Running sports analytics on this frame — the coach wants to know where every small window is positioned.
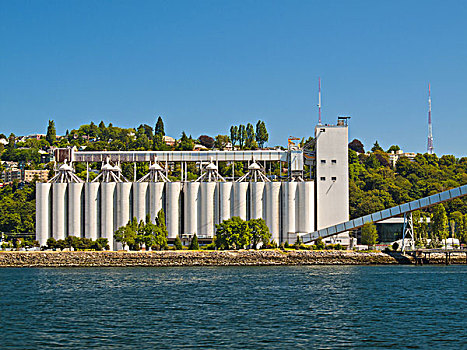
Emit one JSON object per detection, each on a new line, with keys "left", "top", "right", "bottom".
{"left": 321, "top": 160, "right": 326, "bottom": 164}
{"left": 331, "top": 159, "right": 337, "bottom": 164}
{"left": 320, "top": 129, "right": 326, "bottom": 132}
{"left": 320, "top": 177, "right": 326, "bottom": 181}
{"left": 331, "top": 176, "right": 337, "bottom": 181}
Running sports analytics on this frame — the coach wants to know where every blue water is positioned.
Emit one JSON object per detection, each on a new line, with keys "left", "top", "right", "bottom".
{"left": 0, "top": 266, "right": 466, "bottom": 349}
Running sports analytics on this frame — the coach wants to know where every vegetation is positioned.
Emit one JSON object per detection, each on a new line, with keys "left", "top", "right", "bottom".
{"left": 114, "top": 210, "right": 168, "bottom": 250}
{"left": 174, "top": 235, "right": 183, "bottom": 250}
{"left": 46, "top": 236, "right": 109, "bottom": 251}
{"left": 189, "top": 234, "right": 199, "bottom": 250}
{"left": 361, "top": 222, "right": 378, "bottom": 246}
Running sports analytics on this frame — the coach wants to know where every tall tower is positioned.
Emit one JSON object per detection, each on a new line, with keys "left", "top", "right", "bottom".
{"left": 318, "top": 77, "right": 322, "bottom": 125}
{"left": 427, "top": 83, "right": 434, "bottom": 154}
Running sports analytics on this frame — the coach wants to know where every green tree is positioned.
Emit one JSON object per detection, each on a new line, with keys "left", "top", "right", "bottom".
{"left": 214, "top": 135, "right": 230, "bottom": 150}
{"left": 255, "top": 120, "right": 268, "bottom": 148}
{"left": 215, "top": 217, "right": 251, "bottom": 250}
{"left": 189, "top": 234, "right": 199, "bottom": 250}
{"left": 238, "top": 125, "right": 246, "bottom": 149}
{"left": 46, "top": 120, "right": 56, "bottom": 145}
{"left": 387, "top": 145, "right": 400, "bottom": 153}
{"left": 245, "top": 123, "right": 258, "bottom": 149}
{"left": 174, "top": 235, "right": 183, "bottom": 250}
{"left": 115, "top": 219, "right": 137, "bottom": 250}
{"left": 371, "top": 141, "right": 384, "bottom": 153}
{"left": 155, "top": 116, "right": 165, "bottom": 136}
{"left": 432, "top": 204, "right": 448, "bottom": 247}
{"left": 248, "top": 218, "right": 270, "bottom": 249}
{"left": 361, "top": 222, "right": 378, "bottom": 246}
{"left": 230, "top": 126, "right": 238, "bottom": 146}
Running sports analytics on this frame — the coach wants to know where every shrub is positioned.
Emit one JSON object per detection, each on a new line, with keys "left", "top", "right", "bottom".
{"left": 315, "top": 237, "right": 325, "bottom": 250}
{"left": 189, "top": 234, "right": 199, "bottom": 250}
{"left": 392, "top": 242, "right": 399, "bottom": 251}
{"left": 174, "top": 235, "right": 183, "bottom": 250}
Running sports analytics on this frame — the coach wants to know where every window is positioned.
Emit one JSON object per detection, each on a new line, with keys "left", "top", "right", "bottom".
{"left": 320, "top": 128, "right": 326, "bottom": 132}
{"left": 331, "top": 159, "right": 337, "bottom": 164}
{"left": 320, "top": 177, "right": 326, "bottom": 181}
{"left": 331, "top": 176, "right": 337, "bottom": 181}
{"left": 321, "top": 160, "right": 326, "bottom": 164}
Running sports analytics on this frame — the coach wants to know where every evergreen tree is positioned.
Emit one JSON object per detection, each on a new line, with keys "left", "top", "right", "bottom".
{"left": 245, "top": 123, "right": 258, "bottom": 149}
{"left": 238, "top": 124, "right": 246, "bottom": 149}
{"left": 189, "top": 234, "right": 199, "bottom": 250}
{"left": 230, "top": 126, "right": 238, "bottom": 146}
{"left": 174, "top": 235, "right": 183, "bottom": 250}
{"left": 46, "top": 120, "right": 56, "bottom": 145}
{"left": 255, "top": 120, "right": 268, "bottom": 148}
{"left": 155, "top": 116, "right": 165, "bottom": 136}
{"left": 371, "top": 141, "right": 384, "bottom": 153}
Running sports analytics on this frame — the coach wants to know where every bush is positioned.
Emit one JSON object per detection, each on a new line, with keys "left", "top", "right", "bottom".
{"left": 189, "top": 234, "right": 199, "bottom": 250}
{"left": 392, "top": 242, "right": 399, "bottom": 251}
{"left": 284, "top": 241, "right": 290, "bottom": 248}
{"left": 174, "top": 235, "right": 183, "bottom": 250}
{"left": 315, "top": 237, "right": 325, "bottom": 250}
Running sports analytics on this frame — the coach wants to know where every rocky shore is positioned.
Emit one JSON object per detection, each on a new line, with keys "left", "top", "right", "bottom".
{"left": 0, "top": 250, "right": 465, "bottom": 267}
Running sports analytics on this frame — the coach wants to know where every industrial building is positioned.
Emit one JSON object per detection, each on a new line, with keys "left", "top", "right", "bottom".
{"left": 36, "top": 118, "right": 350, "bottom": 249}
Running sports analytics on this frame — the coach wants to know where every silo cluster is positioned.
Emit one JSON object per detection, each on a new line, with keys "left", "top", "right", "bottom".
{"left": 36, "top": 160, "right": 315, "bottom": 249}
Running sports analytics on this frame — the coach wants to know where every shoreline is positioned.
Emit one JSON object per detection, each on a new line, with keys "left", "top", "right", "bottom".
{"left": 1, "top": 250, "right": 466, "bottom": 267}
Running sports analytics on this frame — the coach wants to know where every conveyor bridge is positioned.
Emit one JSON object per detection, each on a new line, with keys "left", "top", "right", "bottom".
{"left": 300, "top": 184, "right": 467, "bottom": 243}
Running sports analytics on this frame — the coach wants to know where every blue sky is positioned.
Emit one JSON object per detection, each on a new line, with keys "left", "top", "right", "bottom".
{"left": 1, "top": 0, "right": 466, "bottom": 156}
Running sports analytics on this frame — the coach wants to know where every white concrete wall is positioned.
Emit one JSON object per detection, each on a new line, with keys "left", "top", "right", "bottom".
{"left": 199, "top": 182, "right": 217, "bottom": 238}
{"left": 133, "top": 182, "right": 148, "bottom": 224}
{"left": 101, "top": 182, "right": 116, "bottom": 250}
{"left": 149, "top": 182, "right": 164, "bottom": 223}
{"left": 85, "top": 182, "right": 100, "bottom": 241}
{"left": 265, "top": 182, "right": 281, "bottom": 244}
{"left": 184, "top": 182, "right": 200, "bottom": 236}
{"left": 68, "top": 183, "right": 83, "bottom": 237}
{"left": 36, "top": 183, "right": 51, "bottom": 247}
{"left": 52, "top": 183, "right": 67, "bottom": 241}
{"left": 315, "top": 125, "right": 350, "bottom": 245}
{"left": 166, "top": 182, "right": 181, "bottom": 238}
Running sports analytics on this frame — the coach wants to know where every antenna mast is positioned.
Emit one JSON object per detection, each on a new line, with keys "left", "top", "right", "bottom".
{"left": 427, "top": 83, "right": 434, "bottom": 154}
{"left": 318, "top": 77, "right": 322, "bottom": 125}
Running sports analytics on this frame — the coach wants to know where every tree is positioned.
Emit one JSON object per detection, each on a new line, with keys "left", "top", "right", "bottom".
{"left": 371, "top": 141, "right": 384, "bottom": 153}
{"left": 46, "top": 237, "right": 57, "bottom": 249}
{"left": 361, "top": 222, "right": 378, "bottom": 246}
{"left": 248, "top": 218, "right": 271, "bottom": 249}
{"left": 155, "top": 116, "right": 165, "bottom": 136}
{"left": 198, "top": 135, "right": 215, "bottom": 148}
{"left": 189, "top": 234, "right": 199, "bottom": 250}
{"left": 238, "top": 125, "right": 246, "bottom": 149}
{"left": 255, "top": 120, "right": 268, "bottom": 148}
{"left": 432, "top": 204, "right": 448, "bottom": 247}
{"left": 174, "top": 235, "right": 183, "bottom": 250}
{"left": 245, "top": 123, "right": 258, "bottom": 149}
{"left": 215, "top": 217, "right": 251, "bottom": 250}
{"left": 176, "top": 132, "right": 194, "bottom": 151}
{"left": 348, "top": 139, "right": 365, "bottom": 153}
{"left": 214, "top": 135, "right": 230, "bottom": 150}
{"left": 230, "top": 126, "right": 238, "bottom": 146}
{"left": 387, "top": 145, "right": 400, "bottom": 153}
{"left": 46, "top": 120, "right": 56, "bottom": 145}
{"left": 115, "top": 219, "right": 137, "bottom": 250}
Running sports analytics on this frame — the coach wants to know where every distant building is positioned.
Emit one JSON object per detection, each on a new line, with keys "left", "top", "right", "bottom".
{"left": 389, "top": 150, "right": 417, "bottom": 167}
{"left": 24, "top": 169, "right": 49, "bottom": 183}
{"left": 1, "top": 168, "right": 22, "bottom": 183}
{"left": 26, "top": 134, "right": 46, "bottom": 140}
{"left": 163, "top": 136, "right": 176, "bottom": 146}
